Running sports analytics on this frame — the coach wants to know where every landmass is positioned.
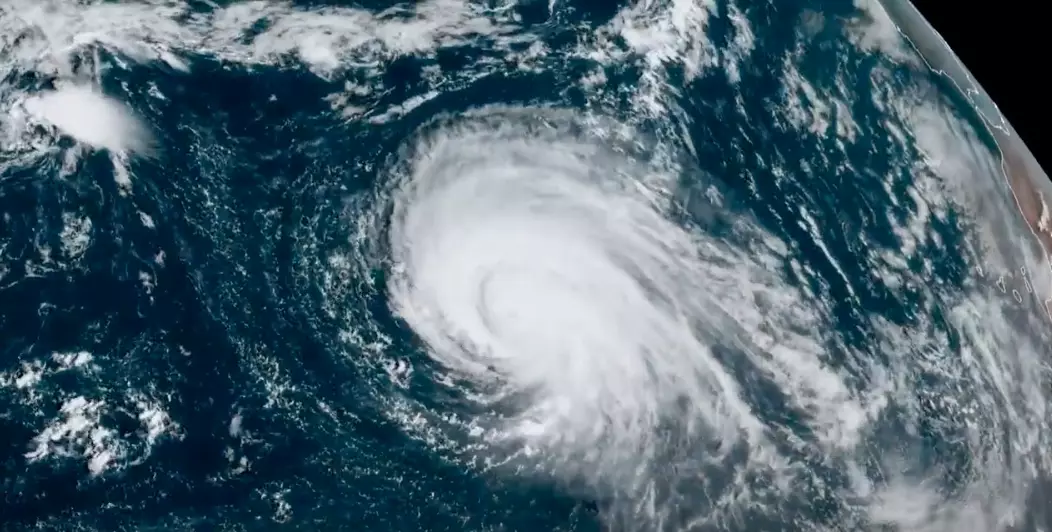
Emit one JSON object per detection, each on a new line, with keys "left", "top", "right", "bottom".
{"left": 996, "top": 130, "right": 1052, "bottom": 319}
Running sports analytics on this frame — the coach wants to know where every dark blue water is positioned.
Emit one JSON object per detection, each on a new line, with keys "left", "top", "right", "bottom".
{"left": 0, "top": 1, "right": 1035, "bottom": 531}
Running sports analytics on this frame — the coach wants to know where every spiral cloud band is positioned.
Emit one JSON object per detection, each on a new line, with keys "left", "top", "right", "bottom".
{"left": 376, "top": 109, "right": 818, "bottom": 506}
{"left": 354, "top": 106, "right": 1045, "bottom": 530}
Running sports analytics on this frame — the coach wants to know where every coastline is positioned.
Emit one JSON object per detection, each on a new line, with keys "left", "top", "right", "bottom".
{"left": 875, "top": 0, "right": 1052, "bottom": 319}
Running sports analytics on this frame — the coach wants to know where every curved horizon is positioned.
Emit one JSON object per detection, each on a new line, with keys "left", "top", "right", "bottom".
{"left": 879, "top": 0, "right": 1052, "bottom": 318}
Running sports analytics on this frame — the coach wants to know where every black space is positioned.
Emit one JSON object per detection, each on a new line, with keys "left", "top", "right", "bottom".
{"left": 907, "top": 3, "right": 1050, "bottom": 525}
{"left": 910, "top": 0, "right": 1046, "bottom": 173}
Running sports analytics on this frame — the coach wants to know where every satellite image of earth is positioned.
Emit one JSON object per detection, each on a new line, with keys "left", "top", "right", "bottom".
{"left": 2, "top": 0, "right": 1052, "bottom": 531}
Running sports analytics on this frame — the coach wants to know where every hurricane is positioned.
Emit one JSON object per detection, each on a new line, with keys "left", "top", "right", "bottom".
{"left": 2, "top": 0, "right": 1052, "bottom": 531}
{"left": 378, "top": 108, "right": 773, "bottom": 492}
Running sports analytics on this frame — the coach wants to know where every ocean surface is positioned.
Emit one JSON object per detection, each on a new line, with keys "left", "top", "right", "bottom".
{"left": 2, "top": 1, "right": 1052, "bottom": 531}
